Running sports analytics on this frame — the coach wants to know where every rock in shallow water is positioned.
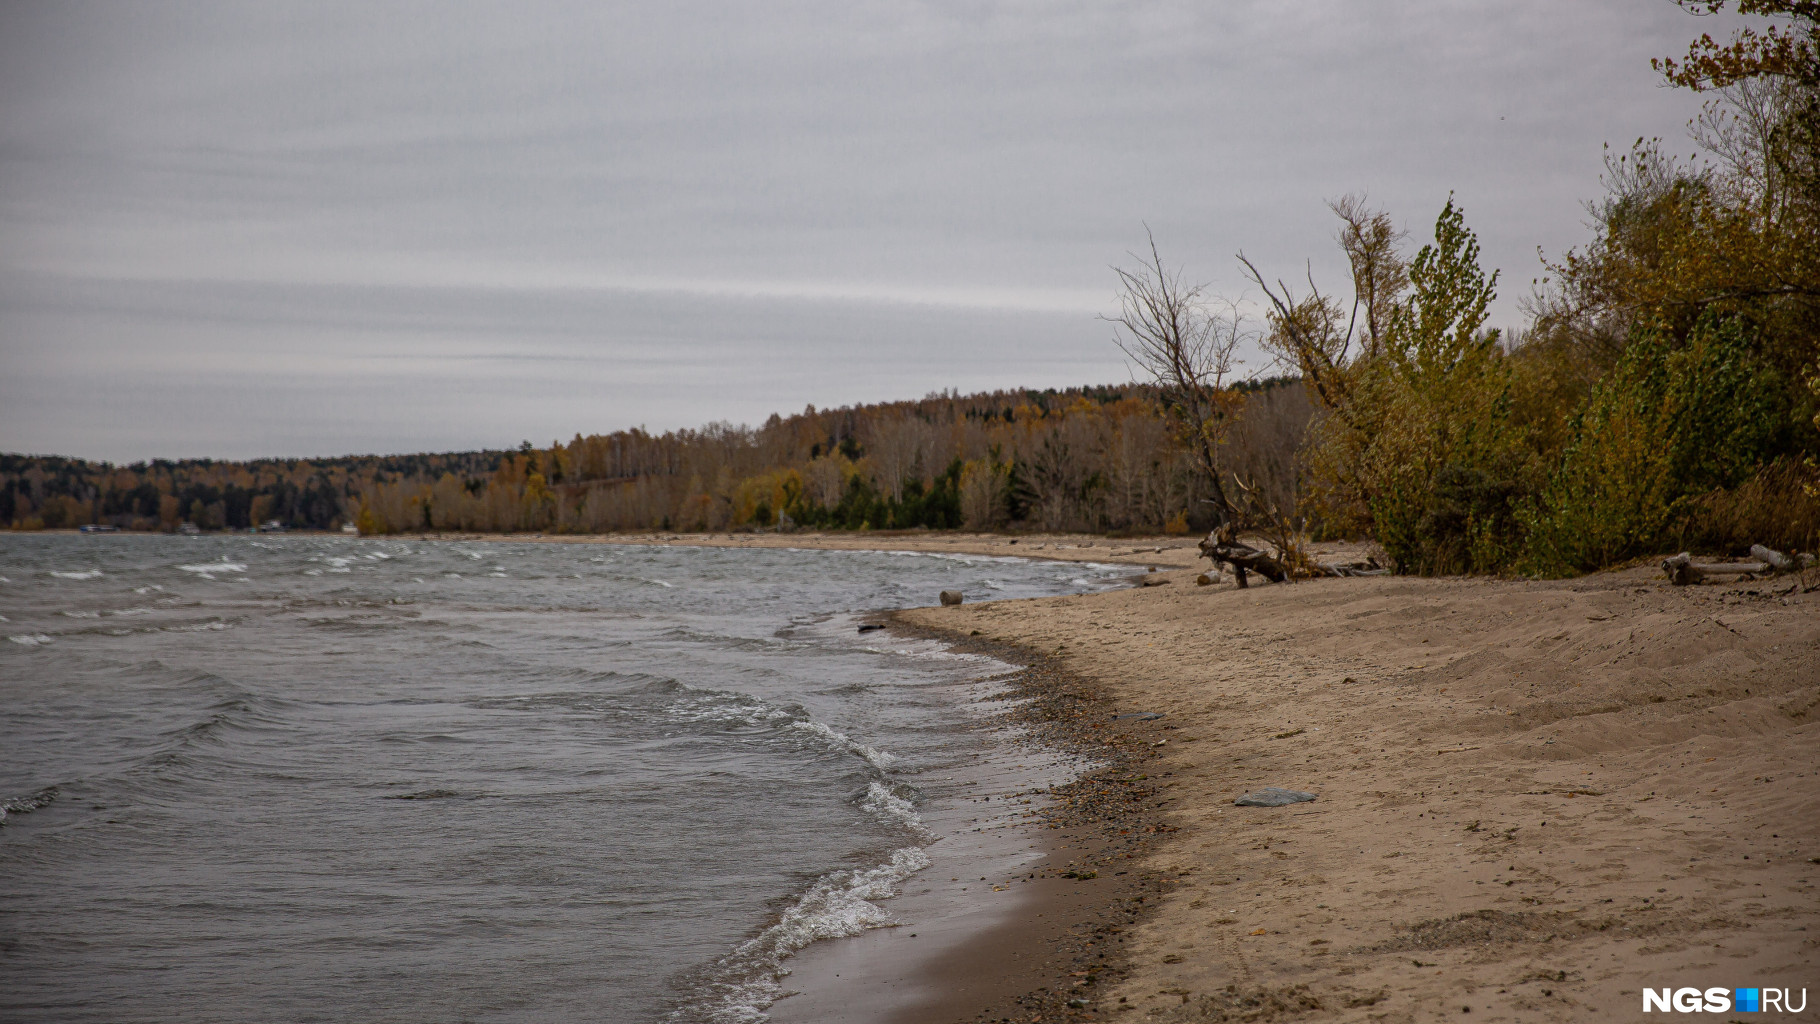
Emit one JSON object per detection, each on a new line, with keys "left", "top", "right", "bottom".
{"left": 1234, "top": 787, "right": 1318, "bottom": 807}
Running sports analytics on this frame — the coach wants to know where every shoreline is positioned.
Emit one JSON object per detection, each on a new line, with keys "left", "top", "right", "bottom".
{"left": 770, "top": 607, "right": 1181, "bottom": 1024}
{"left": 895, "top": 564, "right": 1818, "bottom": 1021}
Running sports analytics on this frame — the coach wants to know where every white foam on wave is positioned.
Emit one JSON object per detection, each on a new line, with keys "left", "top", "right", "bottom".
{"left": 663, "top": 689, "right": 795, "bottom": 728}
{"left": 9, "top": 634, "right": 53, "bottom": 646}
{"left": 59, "top": 610, "right": 101, "bottom": 618}
{"left": 789, "top": 719, "right": 896, "bottom": 769}
{"left": 681, "top": 846, "right": 931, "bottom": 1024}
{"left": 180, "top": 561, "right": 246, "bottom": 578}
{"left": 163, "top": 621, "right": 231, "bottom": 633}
{"left": 642, "top": 577, "right": 674, "bottom": 588}
{"left": 51, "top": 570, "right": 102, "bottom": 580}
{"left": 860, "top": 781, "right": 932, "bottom": 839}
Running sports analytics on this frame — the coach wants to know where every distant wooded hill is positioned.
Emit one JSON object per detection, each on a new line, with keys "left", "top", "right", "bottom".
{"left": 2, "top": 381, "right": 1309, "bottom": 536}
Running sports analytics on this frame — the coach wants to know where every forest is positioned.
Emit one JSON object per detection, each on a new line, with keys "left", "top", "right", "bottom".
{"left": 5, "top": 2, "right": 1817, "bottom": 577}
{"left": 0, "top": 382, "right": 1308, "bottom": 539}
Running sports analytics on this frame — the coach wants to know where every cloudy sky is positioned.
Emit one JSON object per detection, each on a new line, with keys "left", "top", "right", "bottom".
{"left": 0, "top": 1, "right": 1736, "bottom": 462}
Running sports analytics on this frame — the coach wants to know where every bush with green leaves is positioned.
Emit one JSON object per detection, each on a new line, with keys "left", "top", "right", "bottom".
{"left": 1521, "top": 312, "right": 1786, "bottom": 574}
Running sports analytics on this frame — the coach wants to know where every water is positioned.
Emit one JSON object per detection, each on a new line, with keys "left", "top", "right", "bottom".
{"left": 0, "top": 534, "right": 1128, "bottom": 1023}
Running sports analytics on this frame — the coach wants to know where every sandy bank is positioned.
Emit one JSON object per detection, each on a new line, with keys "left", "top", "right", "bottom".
{"left": 898, "top": 563, "right": 1819, "bottom": 1022}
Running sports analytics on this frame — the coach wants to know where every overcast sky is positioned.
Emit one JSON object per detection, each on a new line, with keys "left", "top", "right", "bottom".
{"left": 0, "top": 1, "right": 1738, "bottom": 462}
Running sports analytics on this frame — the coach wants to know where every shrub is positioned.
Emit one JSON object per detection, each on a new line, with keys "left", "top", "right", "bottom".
{"left": 1521, "top": 313, "right": 1785, "bottom": 574}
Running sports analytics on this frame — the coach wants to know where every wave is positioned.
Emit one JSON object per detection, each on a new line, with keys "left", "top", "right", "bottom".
{"left": 9, "top": 634, "right": 54, "bottom": 646}
{"left": 50, "top": 569, "right": 103, "bottom": 580}
{"left": 0, "top": 785, "right": 60, "bottom": 825}
{"left": 179, "top": 560, "right": 246, "bottom": 577}
{"left": 675, "top": 846, "right": 931, "bottom": 1024}
{"left": 859, "top": 781, "right": 931, "bottom": 839}
{"left": 662, "top": 688, "right": 801, "bottom": 729}
{"left": 788, "top": 719, "right": 896, "bottom": 769}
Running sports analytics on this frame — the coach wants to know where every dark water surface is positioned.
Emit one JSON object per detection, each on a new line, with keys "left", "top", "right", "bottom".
{"left": 0, "top": 534, "right": 1126, "bottom": 1023}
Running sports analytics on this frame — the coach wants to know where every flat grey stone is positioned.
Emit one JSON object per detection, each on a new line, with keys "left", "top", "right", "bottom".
{"left": 1234, "top": 788, "right": 1317, "bottom": 807}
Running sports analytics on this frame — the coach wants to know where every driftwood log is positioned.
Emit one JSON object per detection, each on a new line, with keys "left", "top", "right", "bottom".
{"left": 1197, "top": 529, "right": 1389, "bottom": 585}
{"left": 1663, "top": 546, "right": 1817, "bottom": 585}
{"left": 1663, "top": 551, "right": 1768, "bottom": 586}
{"left": 1197, "top": 531, "right": 1287, "bottom": 588}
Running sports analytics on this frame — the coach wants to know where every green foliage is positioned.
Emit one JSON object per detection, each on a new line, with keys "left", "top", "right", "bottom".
{"left": 1520, "top": 313, "right": 1786, "bottom": 574}
{"left": 1304, "top": 197, "right": 1527, "bottom": 573}
{"left": 787, "top": 459, "right": 965, "bottom": 530}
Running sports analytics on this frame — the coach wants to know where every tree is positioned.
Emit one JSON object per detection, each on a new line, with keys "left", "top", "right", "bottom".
{"left": 1105, "top": 229, "right": 1247, "bottom": 526}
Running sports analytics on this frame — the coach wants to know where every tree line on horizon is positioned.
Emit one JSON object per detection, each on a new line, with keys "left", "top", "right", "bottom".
{"left": 0, "top": 382, "right": 1311, "bottom": 538}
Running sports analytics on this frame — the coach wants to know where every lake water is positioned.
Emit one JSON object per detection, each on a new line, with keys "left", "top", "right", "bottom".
{"left": 0, "top": 534, "right": 1127, "bottom": 1023}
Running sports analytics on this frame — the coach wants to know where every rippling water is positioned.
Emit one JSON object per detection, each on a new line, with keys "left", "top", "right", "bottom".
{"left": 0, "top": 534, "right": 1127, "bottom": 1023}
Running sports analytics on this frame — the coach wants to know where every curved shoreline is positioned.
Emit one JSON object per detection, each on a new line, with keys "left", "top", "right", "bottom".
{"left": 893, "top": 564, "right": 1819, "bottom": 1022}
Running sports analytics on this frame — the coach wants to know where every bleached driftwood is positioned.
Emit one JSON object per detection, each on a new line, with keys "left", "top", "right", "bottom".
{"left": 1663, "top": 545, "right": 1815, "bottom": 585}
{"left": 1663, "top": 551, "right": 1768, "bottom": 586}
{"left": 1747, "top": 544, "right": 1814, "bottom": 573}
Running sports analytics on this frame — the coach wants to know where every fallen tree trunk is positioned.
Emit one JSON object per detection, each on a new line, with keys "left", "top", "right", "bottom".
{"left": 1747, "top": 544, "right": 1813, "bottom": 573}
{"left": 1197, "top": 529, "right": 1387, "bottom": 585}
{"left": 1197, "top": 531, "right": 1288, "bottom": 588}
{"left": 1662, "top": 552, "right": 1768, "bottom": 586}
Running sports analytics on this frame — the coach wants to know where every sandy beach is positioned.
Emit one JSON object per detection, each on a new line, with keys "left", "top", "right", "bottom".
{"left": 892, "top": 559, "right": 1817, "bottom": 1021}
{"left": 560, "top": 531, "right": 1817, "bottom": 1022}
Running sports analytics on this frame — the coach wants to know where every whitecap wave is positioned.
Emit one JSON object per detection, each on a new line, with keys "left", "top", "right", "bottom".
{"left": 163, "top": 621, "right": 231, "bottom": 633}
{"left": 663, "top": 689, "right": 797, "bottom": 728}
{"left": 679, "top": 846, "right": 930, "bottom": 1024}
{"left": 8, "top": 634, "right": 54, "bottom": 646}
{"left": 50, "top": 570, "right": 102, "bottom": 580}
{"left": 859, "top": 781, "right": 931, "bottom": 839}
{"left": 180, "top": 560, "right": 246, "bottom": 578}
{"left": 0, "top": 785, "right": 60, "bottom": 825}
{"left": 788, "top": 719, "right": 896, "bottom": 769}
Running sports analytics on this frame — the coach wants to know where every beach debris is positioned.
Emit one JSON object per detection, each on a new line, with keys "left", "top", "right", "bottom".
{"left": 1195, "top": 572, "right": 1221, "bottom": 586}
{"left": 1663, "top": 546, "right": 1812, "bottom": 585}
{"left": 939, "top": 590, "right": 964, "bottom": 606}
{"left": 1141, "top": 573, "right": 1171, "bottom": 587}
{"left": 1234, "top": 788, "right": 1317, "bottom": 807}
{"left": 1198, "top": 527, "right": 1289, "bottom": 587}
{"left": 857, "top": 623, "right": 886, "bottom": 633}
{"left": 1114, "top": 712, "right": 1165, "bottom": 720}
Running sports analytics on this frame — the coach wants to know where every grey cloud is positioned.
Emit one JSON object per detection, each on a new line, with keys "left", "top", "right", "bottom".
{"left": 0, "top": 0, "right": 1734, "bottom": 460}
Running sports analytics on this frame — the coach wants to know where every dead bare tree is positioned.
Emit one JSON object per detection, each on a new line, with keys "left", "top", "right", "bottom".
{"left": 1239, "top": 194, "right": 1407, "bottom": 413}
{"left": 1105, "top": 228, "right": 1248, "bottom": 527}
